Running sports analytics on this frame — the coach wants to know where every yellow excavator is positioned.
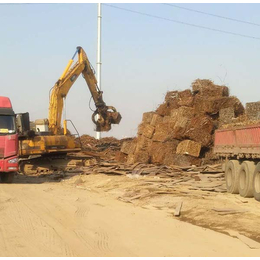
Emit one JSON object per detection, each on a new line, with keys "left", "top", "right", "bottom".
{"left": 17, "top": 46, "right": 121, "bottom": 174}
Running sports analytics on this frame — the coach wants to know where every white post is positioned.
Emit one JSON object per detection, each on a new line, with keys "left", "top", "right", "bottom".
{"left": 96, "top": 3, "right": 102, "bottom": 140}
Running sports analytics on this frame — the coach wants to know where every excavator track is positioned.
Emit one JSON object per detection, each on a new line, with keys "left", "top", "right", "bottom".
{"left": 19, "top": 153, "right": 98, "bottom": 175}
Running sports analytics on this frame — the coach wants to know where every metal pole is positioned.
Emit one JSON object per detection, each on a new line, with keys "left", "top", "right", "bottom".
{"left": 96, "top": 3, "right": 102, "bottom": 140}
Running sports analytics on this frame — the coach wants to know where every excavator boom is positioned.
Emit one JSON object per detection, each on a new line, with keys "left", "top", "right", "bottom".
{"left": 48, "top": 46, "right": 121, "bottom": 134}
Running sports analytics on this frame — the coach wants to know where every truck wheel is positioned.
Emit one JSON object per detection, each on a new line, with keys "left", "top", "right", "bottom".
{"left": 238, "top": 161, "right": 255, "bottom": 198}
{"left": 253, "top": 163, "right": 260, "bottom": 201}
{"left": 225, "top": 160, "right": 240, "bottom": 194}
{"left": 0, "top": 172, "right": 15, "bottom": 183}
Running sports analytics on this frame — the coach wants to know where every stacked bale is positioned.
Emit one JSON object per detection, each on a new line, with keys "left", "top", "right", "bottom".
{"left": 220, "top": 101, "right": 260, "bottom": 129}
{"left": 118, "top": 79, "right": 245, "bottom": 166}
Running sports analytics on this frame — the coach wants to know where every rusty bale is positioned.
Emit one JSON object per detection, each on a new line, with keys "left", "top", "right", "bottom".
{"left": 115, "top": 151, "right": 128, "bottom": 163}
{"left": 142, "top": 124, "right": 155, "bottom": 139}
{"left": 133, "top": 151, "right": 150, "bottom": 164}
{"left": 184, "top": 116, "right": 214, "bottom": 147}
{"left": 219, "top": 107, "right": 235, "bottom": 126}
{"left": 121, "top": 138, "right": 137, "bottom": 155}
{"left": 162, "top": 154, "right": 201, "bottom": 167}
{"left": 192, "top": 79, "right": 229, "bottom": 97}
{"left": 149, "top": 140, "right": 179, "bottom": 164}
{"left": 156, "top": 103, "right": 169, "bottom": 117}
{"left": 245, "top": 102, "right": 260, "bottom": 120}
{"left": 127, "top": 154, "right": 135, "bottom": 164}
{"left": 172, "top": 117, "right": 190, "bottom": 140}
{"left": 194, "top": 96, "right": 244, "bottom": 116}
{"left": 156, "top": 98, "right": 180, "bottom": 117}
{"left": 171, "top": 106, "right": 195, "bottom": 119}
{"left": 176, "top": 140, "right": 201, "bottom": 157}
{"left": 150, "top": 114, "right": 163, "bottom": 126}
{"left": 212, "top": 97, "right": 244, "bottom": 116}
{"left": 137, "top": 123, "right": 145, "bottom": 136}
{"left": 172, "top": 154, "right": 201, "bottom": 167}
{"left": 178, "top": 89, "right": 193, "bottom": 99}
{"left": 121, "top": 140, "right": 132, "bottom": 154}
{"left": 152, "top": 122, "right": 172, "bottom": 142}
{"left": 142, "top": 112, "right": 156, "bottom": 124}
{"left": 177, "top": 90, "right": 194, "bottom": 107}
{"left": 165, "top": 91, "right": 179, "bottom": 102}
{"left": 178, "top": 96, "right": 194, "bottom": 107}
{"left": 136, "top": 135, "right": 153, "bottom": 152}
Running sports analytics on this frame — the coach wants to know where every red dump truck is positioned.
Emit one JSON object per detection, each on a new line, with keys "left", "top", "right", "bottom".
{"left": 214, "top": 124, "right": 260, "bottom": 201}
{"left": 0, "top": 96, "right": 18, "bottom": 183}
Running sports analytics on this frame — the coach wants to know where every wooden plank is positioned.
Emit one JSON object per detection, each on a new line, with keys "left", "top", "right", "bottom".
{"left": 174, "top": 201, "right": 183, "bottom": 216}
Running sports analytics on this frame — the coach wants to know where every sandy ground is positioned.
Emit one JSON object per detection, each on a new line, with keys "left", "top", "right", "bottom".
{"left": 0, "top": 172, "right": 259, "bottom": 257}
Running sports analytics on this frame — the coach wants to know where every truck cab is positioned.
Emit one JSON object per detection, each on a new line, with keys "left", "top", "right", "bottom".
{"left": 0, "top": 96, "right": 18, "bottom": 183}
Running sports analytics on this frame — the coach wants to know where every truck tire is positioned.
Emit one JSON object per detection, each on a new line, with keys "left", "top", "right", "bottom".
{"left": 253, "top": 162, "right": 260, "bottom": 201}
{"left": 238, "top": 161, "right": 255, "bottom": 198}
{"left": 0, "top": 172, "right": 15, "bottom": 183}
{"left": 225, "top": 160, "right": 240, "bottom": 194}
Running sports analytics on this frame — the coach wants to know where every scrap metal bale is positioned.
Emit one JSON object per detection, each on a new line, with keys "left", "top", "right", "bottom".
{"left": 115, "top": 151, "right": 128, "bottom": 163}
{"left": 165, "top": 91, "right": 179, "bottom": 102}
{"left": 156, "top": 103, "right": 169, "bottom": 117}
{"left": 150, "top": 114, "right": 163, "bottom": 126}
{"left": 178, "top": 96, "right": 194, "bottom": 107}
{"left": 142, "top": 112, "right": 156, "bottom": 124}
{"left": 127, "top": 154, "right": 135, "bottom": 164}
{"left": 192, "top": 79, "right": 229, "bottom": 97}
{"left": 169, "top": 107, "right": 195, "bottom": 140}
{"left": 156, "top": 96, "right": 180, "bottom": 116}
{"left": 172, "top": 117, "right": 190, "bottom": 140}
{"left": 149, "top": 142, "right": 166, "bottom": 164}
{"left": 165, "top": 90, "right": 194, "bottom": 107}
{"left": 185, "top": 116, "right": 214, "bottom": 147}
{"left": 162, "top": 154, "right": 201, "bottom": 166}
{"left": 152, "top": 122, "right": 173, "bottom": 142}
{"left": 149, "top": 140, "right": 179, "bottom": 164}
{"left": 176, "top": 140, "right": 201, "bottom": 157}
{"left": 136, "top": 135, "right": 153, "bottom": 152}
{"left": 133, "top": 151, "right": 150, "bottom": 164}
{"left": 178, "top": 89, "right": 193, "bottom": 99}
{"left": 142, "top": 124, "right": 155, "bottom": 139}
{"left": 194, "top": 96, "right": 244, "bottom": 116}
{"left": 245, "top": 102, "right": 260, "bottom": 120}
{"left": 120, "top": 138, "right": 137, "bottom": 155}
{"left": 121, "top": 141, "right": 132, "bottom": 154}
{"left": 212, "top": 97, "right": 244, "bottom": 116}
{"left": 219, "top": 107, "right": 235, "bottom": 126}
{"left": 171, "top": 106, "right": 195, "bottom": 119}
{"left": 137, "top": 123, "right": 145, "bottom": 136}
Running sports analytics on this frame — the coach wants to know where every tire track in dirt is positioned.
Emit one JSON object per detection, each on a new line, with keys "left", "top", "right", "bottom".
{"left": 96, "top": 229, "right": 111, "bottom": 253}
{"left": 0, "top": 187, "right": 76, "bottom": 257}
{"left": 75, "top": 205, "right": 90, "bottom": 218}
{"left": 73, "top": 229, "right": 98, "bottom": 256}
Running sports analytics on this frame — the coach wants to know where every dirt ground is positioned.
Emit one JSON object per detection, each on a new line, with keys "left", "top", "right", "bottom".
{"left": 0, "top": 172, "right": 260, "bottom": 257}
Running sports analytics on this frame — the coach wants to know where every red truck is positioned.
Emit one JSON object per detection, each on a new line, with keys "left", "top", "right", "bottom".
{"left": 214, "top": 124, "right": 260, "bottom": 201}
{"left": 0, "top": 96, "right": 18, "bottom": 183}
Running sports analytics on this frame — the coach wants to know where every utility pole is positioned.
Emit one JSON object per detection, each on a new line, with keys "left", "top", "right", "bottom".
{"left": 96, "top": 3, "right": 102, "bottom": 140}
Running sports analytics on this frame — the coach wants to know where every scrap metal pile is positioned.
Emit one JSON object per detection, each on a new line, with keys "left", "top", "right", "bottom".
{"left": 117, "top": 79, "right": 245, "bottom": 167}
{"left": 79, "top": 134, "right": 133, "bottom": 160}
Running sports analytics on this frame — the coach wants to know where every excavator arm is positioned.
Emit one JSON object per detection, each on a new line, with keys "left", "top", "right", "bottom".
{"left": 48, "top": 46, "right": 121, "bottom": 135}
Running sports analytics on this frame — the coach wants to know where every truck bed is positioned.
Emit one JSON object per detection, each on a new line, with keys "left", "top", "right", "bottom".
{"left": 214, "top": 124, "right": 260, "bottom": 158}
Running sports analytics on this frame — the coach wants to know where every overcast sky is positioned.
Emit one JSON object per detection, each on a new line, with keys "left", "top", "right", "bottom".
{"left": 1, "top": 3, "right": 260, "bottom": 139}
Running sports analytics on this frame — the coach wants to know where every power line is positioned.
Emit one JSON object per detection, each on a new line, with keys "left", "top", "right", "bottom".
{"left": 163, "top": 3, "right": 260, "bottom": 27}
{"left": 103, "top": 3, "right": 260, "bottom": 41}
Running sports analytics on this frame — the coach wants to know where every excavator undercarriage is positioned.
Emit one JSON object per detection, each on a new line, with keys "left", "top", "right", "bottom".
{"left": 19, "top": 153, "right": 98, "bottom": 175}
